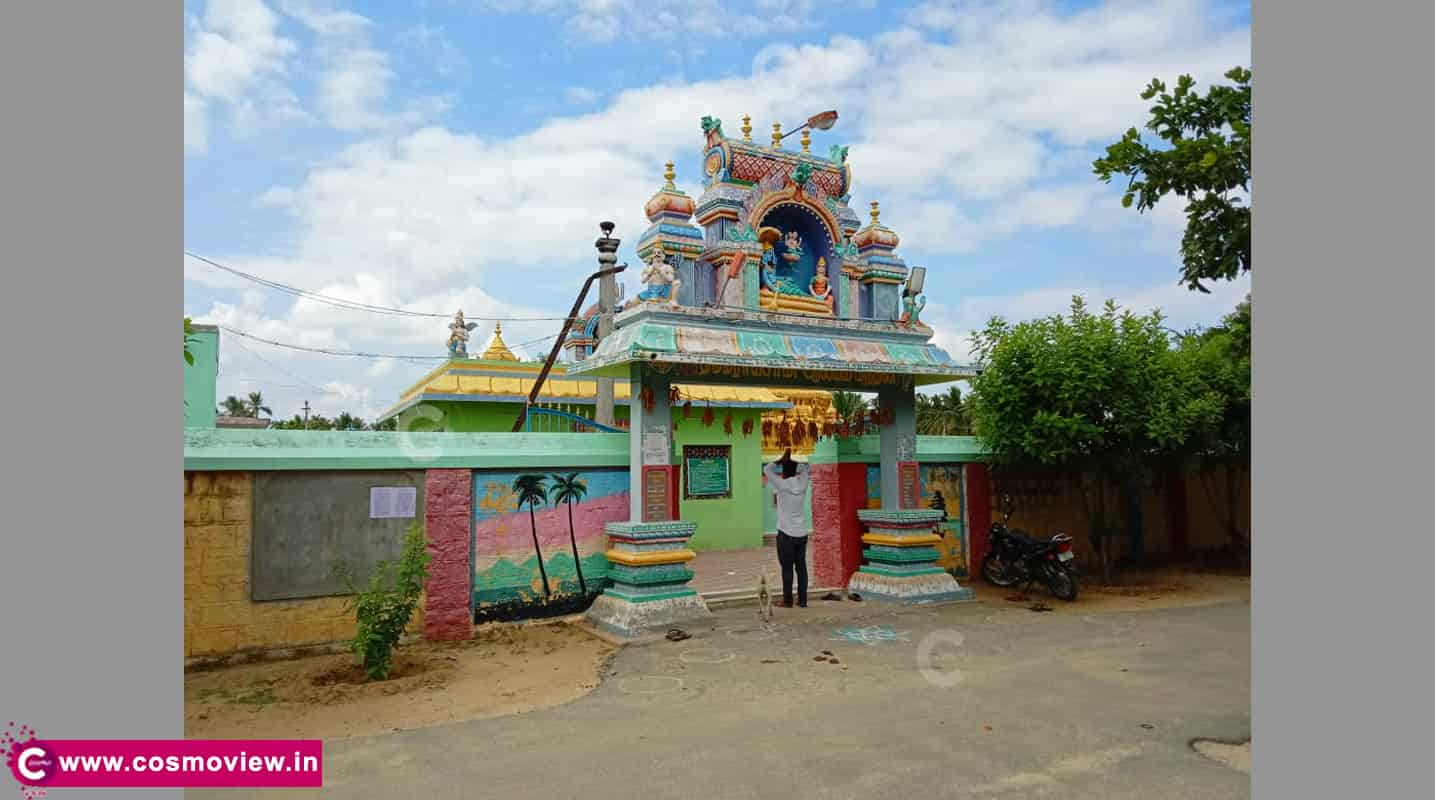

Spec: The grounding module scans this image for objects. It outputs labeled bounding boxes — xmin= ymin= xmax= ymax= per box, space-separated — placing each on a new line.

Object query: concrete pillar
xmin=878 ymin=383 xmax=917 ymax=509
xmin=423 ymin=468 xmax=473 ymax=641
xmin=594 ymin=224 xmax=620 ymax=426
xmin=628 ymin=368 xmax=672 ymax=522
xmin=587 ymin=365 xmax=710 ymax=641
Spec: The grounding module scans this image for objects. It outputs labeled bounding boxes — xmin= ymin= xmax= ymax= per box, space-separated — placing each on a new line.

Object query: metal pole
xmin=511 ymin=260 xmax=627 ymax=433
xmin=594 ymin=221 xmax=620 ymax=426
xmin=301 ymin=400 xmax=310 ymax=430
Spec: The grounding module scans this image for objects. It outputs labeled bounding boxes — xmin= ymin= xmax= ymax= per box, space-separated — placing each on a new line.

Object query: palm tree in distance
xmin=219 ymin=395 xmax=248 ymax=417
xmin=511 ymin=474 xmax=552 ymax=600
xmin=245 ymin=391 xmax=272 ymax=419
xmin=831 ymin=391 xmax=867 ymax=424
xmin=548 ymin=473 xmax=590 ymax=595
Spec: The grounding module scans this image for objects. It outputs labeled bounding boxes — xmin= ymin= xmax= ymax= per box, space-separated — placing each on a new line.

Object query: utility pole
xmin=594 ymin=221 xmax=620 ymax=427
xmin=301 ymin=400 xmax=311 ymax=430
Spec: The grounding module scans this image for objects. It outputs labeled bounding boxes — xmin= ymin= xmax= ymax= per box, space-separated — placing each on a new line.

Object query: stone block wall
xmin=183 ymin=471 xmax=423 ymax=659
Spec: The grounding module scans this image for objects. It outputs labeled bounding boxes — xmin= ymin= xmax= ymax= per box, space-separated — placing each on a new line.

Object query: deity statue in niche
xmin=447 ymin=310 xmax=478 ymax=357
xmin=782 ymin=229 xmax=804 ymax=265
xmin=637 ymin=248 xmax=682 ymax=308
xmin=757 ymin=227 xmax=805 ymax=296
xmin=809 ymin=257 xmax=835 ymax=312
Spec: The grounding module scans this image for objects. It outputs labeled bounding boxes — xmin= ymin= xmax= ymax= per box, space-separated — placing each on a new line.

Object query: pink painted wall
xmin=423 ymin=469 xmax=473 ymax=641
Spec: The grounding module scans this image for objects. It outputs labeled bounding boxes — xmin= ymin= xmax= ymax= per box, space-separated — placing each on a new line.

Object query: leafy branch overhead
xmin=1094 ymin=66 xmax=1251 ymax=293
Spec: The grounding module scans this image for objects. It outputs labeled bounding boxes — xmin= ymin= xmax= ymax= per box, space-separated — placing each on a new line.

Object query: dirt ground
xmin=966 ymin=565 xmax=1250 ymax=613
xmin=184 ymin=622 xmax=613 ymax=741
xmin=185 ymin=567 xmax=1248 ymax=742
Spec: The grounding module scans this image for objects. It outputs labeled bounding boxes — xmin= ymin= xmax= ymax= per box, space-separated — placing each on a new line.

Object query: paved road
xmin=195 ymin=598 xmax=1251 ymax=799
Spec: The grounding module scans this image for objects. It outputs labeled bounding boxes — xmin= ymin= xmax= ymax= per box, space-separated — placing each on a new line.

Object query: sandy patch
xmin=185 ymin=622 xmax=613 ymax=741
xmin=1193 ymin=739 xmax=1251 ymax=773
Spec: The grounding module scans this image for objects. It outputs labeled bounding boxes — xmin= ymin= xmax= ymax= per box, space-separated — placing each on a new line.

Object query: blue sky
xmin=183 ymin=0 xmax=1252 ymax=420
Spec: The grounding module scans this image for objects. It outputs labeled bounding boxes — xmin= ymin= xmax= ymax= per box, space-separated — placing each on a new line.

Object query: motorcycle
xmin=980 ymin=495 xmax=1080 ymax=601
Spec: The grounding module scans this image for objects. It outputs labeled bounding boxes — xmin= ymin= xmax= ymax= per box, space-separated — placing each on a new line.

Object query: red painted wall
xmin=424 ymin=469 xmax=473 ymax=641
xmin=966 ymin=463 xmax=992 ymax=577
xmin=811 ymin=462 xmax=869 ymax=587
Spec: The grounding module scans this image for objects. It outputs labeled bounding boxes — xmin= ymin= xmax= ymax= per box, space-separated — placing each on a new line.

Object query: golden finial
xmin=482 ymin=322 xmax=517 ymax=361
xmin=870 ymin=200 xmax=881 ymax=226
xmin=742 ymin=115 xmax=752 ymax=141
xmin=663 ymin=161 xmax=676 ymax=189
xmin=800 ymin=127 xmax=811 ymax=153
xmin=771 ymin=122 xmax=782 ymax=149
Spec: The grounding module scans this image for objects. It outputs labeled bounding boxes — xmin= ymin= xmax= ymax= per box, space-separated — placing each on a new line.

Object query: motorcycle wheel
xmin=981 ymin=553 xmax=1022 ymax=587
xmin=1047 ymin=567 xmax=1079 ymax=601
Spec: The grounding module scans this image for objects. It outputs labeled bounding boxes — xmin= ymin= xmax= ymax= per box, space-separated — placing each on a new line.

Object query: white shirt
xmin=764 ymin=461 xmax=810 ymax=537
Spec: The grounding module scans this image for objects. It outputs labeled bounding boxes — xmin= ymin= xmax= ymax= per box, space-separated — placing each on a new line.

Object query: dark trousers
xmin=775 ymin=531 xmax=809 ymax=606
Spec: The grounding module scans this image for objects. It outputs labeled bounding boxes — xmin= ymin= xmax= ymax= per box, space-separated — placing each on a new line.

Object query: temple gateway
xmin=562 ymin=113 xmax=980 ymax=637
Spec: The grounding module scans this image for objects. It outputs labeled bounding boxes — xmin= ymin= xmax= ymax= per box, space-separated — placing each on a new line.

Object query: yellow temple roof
xmin=381 ymin=357 xmax=798 ymax=421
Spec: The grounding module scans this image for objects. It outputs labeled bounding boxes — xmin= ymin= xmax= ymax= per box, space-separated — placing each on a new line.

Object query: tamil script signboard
xmin=683 ymin=445 xmax=732 ymax=499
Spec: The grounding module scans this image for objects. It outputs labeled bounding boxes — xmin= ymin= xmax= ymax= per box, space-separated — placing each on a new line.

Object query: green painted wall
xmin=183 ymin=428 xmax=631 ymax=471
xmin=673 ymin=408 xmax=765 ymax=551
xmin=809 ymin=434 xmax=988 ymax=464
xmin=184 ymin=326 xmax=219 ymax=429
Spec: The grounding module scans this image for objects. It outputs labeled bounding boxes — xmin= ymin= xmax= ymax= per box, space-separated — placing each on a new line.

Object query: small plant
xmin=339 ymin=523 xmax=430 ymax=680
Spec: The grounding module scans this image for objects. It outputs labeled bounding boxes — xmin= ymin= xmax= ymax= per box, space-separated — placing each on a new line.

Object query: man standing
xmin=764 ymin=447 xmax=811 ymax=608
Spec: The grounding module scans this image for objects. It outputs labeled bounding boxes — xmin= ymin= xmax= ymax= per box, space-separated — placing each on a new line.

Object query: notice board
xmin=251 ymin=470 xmax=427 ymax=601
xmin=683 ymin=445 xmax=732 ymax=499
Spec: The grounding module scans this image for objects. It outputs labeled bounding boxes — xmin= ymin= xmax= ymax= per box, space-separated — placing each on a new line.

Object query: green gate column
xmin=878 ymin=383 xmax=917 ymax=509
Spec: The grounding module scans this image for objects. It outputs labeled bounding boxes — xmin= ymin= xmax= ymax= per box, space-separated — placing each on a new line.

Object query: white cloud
xmin=476 ymin=0 xmax=868 ymax=44
xmin=185 ymin=0 xmax=296 ymax=102
xmin=184 ymin=92 xmax=209 ymax=154
xmin=282 ymin=1 xmax=452 ymax=132
xmin=565 ymin=86 xmax=602 ymax=105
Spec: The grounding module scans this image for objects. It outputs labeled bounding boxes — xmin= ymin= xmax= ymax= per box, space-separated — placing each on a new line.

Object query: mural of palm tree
xmin=548 ymin=473 xmax=589 ymax=595
xmin=511 ymin=474 xmax=552 ymax=600
xmin=246 ymin=391 xmax=273 ymax=419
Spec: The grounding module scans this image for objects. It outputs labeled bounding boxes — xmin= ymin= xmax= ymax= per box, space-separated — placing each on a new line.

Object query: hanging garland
xmin=702 ymin=404 xmax=716 ymax=428
xmin=723 ymin=411 xmax=734 ymax=435
xmin=742 ymin=418 xmax=754 ymax=437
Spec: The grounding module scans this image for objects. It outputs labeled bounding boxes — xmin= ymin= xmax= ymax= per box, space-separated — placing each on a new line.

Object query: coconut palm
xmin=245 ymin=391 xmax=272 ymax=419
xmin=548 ymin=473 xmax=590 ymax=595
xmin=511 ymin=474 xmax=552 ymax=600
xmin=219 ymin=395 xmax=248 ymax=417
xmin=831 ymin=390 xmax=866 ymax=423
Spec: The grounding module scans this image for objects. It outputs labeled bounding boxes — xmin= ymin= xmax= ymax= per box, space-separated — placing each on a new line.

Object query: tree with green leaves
xmin=548 ymin=473 xmax=590 ymax=595
xmin=511 ymin=474 xmax=552 ymax=600
xmin=830 ymin=391 xmax=868 ymax=424
xmin=1094 ymin=66 xmax=1251 ymax=293
xmin=917 ymin=385 xmax=972 ymax=435
xmin=219 ymin=395 xmax=249 ymax=417
xmin=967 ymin=296 xmax=1223 ymax=581
xmin=245 ymin=391 xmax=272 ymax=419
xmin=184 ymin=318 xmax=197 ymax=366
xmin=1174 ymin=295 xmax=1251 ymax=551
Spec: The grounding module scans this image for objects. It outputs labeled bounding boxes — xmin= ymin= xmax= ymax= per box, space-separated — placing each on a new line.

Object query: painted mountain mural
xmin=471 ymin=468 xmax=630 ymax=621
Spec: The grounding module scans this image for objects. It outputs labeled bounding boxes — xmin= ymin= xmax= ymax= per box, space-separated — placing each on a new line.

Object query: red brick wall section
xmin=966 ymin=464 xmax=992 ymax=575
xmin=424 ymin=469 xmax=473 ymax=641
xmin=810 ymin=463 xmax=869 ymax=587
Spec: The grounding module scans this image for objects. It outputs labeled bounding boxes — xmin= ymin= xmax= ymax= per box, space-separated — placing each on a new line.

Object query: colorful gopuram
xmin=567 ymin=112 xmax=975 ymax=638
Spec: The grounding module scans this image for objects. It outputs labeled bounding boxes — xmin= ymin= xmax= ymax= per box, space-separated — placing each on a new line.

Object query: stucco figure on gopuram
xmin=624 ymin=112 xmax=928 ymax=330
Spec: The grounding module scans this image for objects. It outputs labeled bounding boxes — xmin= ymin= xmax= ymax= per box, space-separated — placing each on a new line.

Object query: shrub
xmin=340 ymin=523 xmax=430 ymax=680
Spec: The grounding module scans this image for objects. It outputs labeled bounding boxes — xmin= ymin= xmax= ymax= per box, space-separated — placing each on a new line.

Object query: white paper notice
xmin=369 ymin=487 xmax=417 ymax=519
xmin=642 ymin=434 xmax=669 ymax=466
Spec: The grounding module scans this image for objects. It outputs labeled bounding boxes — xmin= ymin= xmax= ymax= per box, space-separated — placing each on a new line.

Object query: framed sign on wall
xmin=683 ymin=445 xmax=732 ymax=500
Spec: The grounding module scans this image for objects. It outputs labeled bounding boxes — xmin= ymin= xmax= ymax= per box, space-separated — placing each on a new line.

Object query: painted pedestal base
xmin=584 ymin=520 xmax=712 ymax=639
xmin=849 ymin=509 xmax=974 ymax=605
